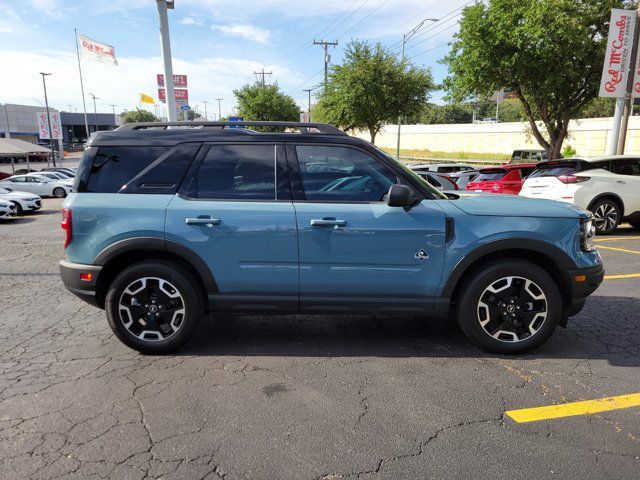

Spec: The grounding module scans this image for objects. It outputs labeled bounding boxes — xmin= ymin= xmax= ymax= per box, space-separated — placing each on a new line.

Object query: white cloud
xmin=180 ymin=16 xmax=204 ymax=27
xmin=212 ymin=24 xmax=271 ymax=44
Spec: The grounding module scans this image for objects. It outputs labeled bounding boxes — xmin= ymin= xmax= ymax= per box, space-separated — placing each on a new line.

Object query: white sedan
xmin=26 ymin=171 xmax=74 ymax=186
xmin=0 ymin=199 xmax=17 ymax=220
xmin=0 ymin=175 xmax=74 ymax=198
xmin=0 ymin=187 xmax=42 ymax=214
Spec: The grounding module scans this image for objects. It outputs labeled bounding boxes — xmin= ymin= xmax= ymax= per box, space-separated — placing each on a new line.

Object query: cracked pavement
xmin=0 ymin=198 xmax=639 ymax=479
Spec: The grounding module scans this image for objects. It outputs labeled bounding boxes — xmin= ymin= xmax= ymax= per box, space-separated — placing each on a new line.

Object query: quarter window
xmin=196 ymin=144 xmax=276 ymax=200
xmin=295 ymin=145 xmax=397 ymax=202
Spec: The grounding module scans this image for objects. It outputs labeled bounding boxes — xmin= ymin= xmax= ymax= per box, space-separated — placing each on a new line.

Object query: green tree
xmin=577 ymin=97 xmax=616 ymax=118
xmin=443 ymin=0 xmax=622 ymax=159
xmin=233 ymin=82 xmax=300 ymax=123
xmin=120 ymin=108 xmax=159 ymax=123
xmin=314 ymin=40 xmax=434 ymax=143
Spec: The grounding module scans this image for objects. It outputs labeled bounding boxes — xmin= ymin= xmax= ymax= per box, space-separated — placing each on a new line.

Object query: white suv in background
xmin=520 ymin=156 xmax=640 ymax=234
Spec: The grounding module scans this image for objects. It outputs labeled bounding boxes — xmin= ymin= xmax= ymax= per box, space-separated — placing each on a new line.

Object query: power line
xmin=404 ymin=20 xmax=461 ymax=54
xmin=336 ymin=0 xmax=392 ymax=40
xmin=253 ymin=68 xmax=273 ymax=86
xmin=313 ymin=39 xmax=339 ymax=93
xmin=409 ymin=39 xmax=453 ymax=60
xmin=287 ymin=68 xmax=324 ymax=95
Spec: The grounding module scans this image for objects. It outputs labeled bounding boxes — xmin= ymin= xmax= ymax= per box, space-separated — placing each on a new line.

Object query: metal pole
xmin=610 ymin=97 xmax=625 ymax=155
xmin=74 ymin=28 xmax=90 ymax=141
xmin=203 ymin=101 xmax=208 ymax=120
xmin=156 ymin=0 xmax=177 ymax=122
xmin=303 ymin=88 xmax=313 ymax=115
xmin=617 ymin=4 xmax=640 ymax=154
xmin=40 ymin=72 xmax=56 ymax=167
xmin=216 ymin=98 xmax=223 ymax=119
xmin=110 ymin=104 xmax=117 ymax=128
xmin=3 ymin=104 xmax=11 ymax=139
xmin=89 ymin=93 xmax=99 ymax=132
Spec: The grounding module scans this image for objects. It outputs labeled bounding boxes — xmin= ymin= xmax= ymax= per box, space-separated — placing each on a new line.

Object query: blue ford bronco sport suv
xmin=59 ymin=121 xmax=604 ymax=354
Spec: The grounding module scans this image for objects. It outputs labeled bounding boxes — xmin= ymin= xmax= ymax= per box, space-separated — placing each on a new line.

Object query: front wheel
xmin=12 ymin=202 xmax=23 ymax=215
xmin=105 ymin=261 xmax=203 ymax=354
xmin=456 ymin=259 xmax=562 ymax=354
xmin=53 ymin=187 xmax=67 ymax=198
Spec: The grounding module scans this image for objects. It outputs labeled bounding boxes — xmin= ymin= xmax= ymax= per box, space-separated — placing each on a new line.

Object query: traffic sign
xmin=180 ymin=105 xmax=191 ymax=110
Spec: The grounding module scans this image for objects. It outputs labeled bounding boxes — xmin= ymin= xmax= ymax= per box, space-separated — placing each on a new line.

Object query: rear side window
xmin=85 ymin=146 xmax=168 ymax=193
xmin=611 ymin=158 xmax=640 ymax=176
xmin=475 ymin=170 xmax=507 ymax=181
xmin=196 ymin=144 xmax=276 ymax=200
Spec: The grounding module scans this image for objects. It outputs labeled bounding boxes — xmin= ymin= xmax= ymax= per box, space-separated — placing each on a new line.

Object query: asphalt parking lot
xmin=0 ymin=199 xmax=639 ymax=480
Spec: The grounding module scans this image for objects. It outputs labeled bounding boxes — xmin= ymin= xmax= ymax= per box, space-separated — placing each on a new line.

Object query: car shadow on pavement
xmin=178 ymin=295 xmax=640 ymax=367
xmin=2 ymin=217 xmax=36 ymax=224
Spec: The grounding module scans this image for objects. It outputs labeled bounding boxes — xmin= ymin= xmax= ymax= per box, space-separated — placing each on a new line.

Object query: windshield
xmin=376 ymin=149 xmax=447 ymax=199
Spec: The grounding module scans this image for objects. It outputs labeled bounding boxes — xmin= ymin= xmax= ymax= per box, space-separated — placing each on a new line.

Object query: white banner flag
xmin=598 ymin=9 xmax=636 ymax=98
xmin=78 ymin=33 xmax=118 ymax=66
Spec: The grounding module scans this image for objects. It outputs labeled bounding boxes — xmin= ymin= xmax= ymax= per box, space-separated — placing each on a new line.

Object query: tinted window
xmin=529 ymin=162 xmax=581 ymax=178
xmin=296 ymin=145 xmax=397 ymax=202
xmin=474 ymin=170 xmax=507 ymax=181
xmin=10 ymin=177 xmax=26 ymax=183
xmin=197 ymin=144 xmax=275 ymax=200
xmin=611 ymin=158 xmax=640 ymax=176
xmin=519 ymin=167 xmax=534 ymax=177
xmin=420 ymin=173 xmax=441 ymax=187
xmin=86 ymin=146 xmax=168 ymax=193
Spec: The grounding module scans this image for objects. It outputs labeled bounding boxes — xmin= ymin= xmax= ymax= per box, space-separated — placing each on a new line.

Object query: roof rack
xmin=115 ymin=121 xmax=346 ymax=135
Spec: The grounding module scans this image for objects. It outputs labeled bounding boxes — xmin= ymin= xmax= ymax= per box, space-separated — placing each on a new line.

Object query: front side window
xmin=196 ymin=144 xmax=276 ymax=200
xmin=295 ymin=145 xmax=396 ymax=202
xmin=611 ymin=159 xmax=640 ymax=176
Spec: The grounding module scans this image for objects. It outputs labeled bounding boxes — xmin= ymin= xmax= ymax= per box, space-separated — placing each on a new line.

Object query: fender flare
xmin=587 ymin=193 xmax=625 ymax=217
xmin=440 ymin=238 xmax=576 ymax=298
xmin=93 ymin=236 xmax=218 ymax=293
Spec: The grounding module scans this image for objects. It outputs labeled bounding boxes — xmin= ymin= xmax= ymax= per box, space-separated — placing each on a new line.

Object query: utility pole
xmin=3 ymin=104 xmax=11 ymax=139
xmin=109 ymin=104 xmax=117 ymax=127
xmin=253 ymin=68 xmax=273 ymax=87
xmin=203 ymin=100 xmax=208 ymax=120
xmin=156 ymin=0 xmax=177 ymax=122
xmin=40 ymin=72 xmax=56 ymax=167
xmin=303 ymin=88 xmax=314 ymax=117
xmin=215 ymin=98 xmax=223 ymax=119
xmin=396 ymin=18 xmax=438 ymax=160
xmin=89 ymin=93 xmax=99 ymax=133
xmin=313 ymin=39 xmax=338 ymax=93
xmin=617 ymin=3 xmax=640 ymax=154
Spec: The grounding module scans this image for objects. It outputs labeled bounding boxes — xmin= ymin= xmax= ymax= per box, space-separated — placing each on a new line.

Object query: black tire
xmin=456 ymin=259 xmax=562 ymax=354
xmin=589 ymin=198 xmax=621 ymax=235
xmin=105 ymin=261 xmax=203 ymax=354
xmin=11 ymin=202 xmax=23 ymax=215
xmin=53 ymin=187 xmax=67 ymax=198
xmin=629 ymin=219 xmax=640 ymax=231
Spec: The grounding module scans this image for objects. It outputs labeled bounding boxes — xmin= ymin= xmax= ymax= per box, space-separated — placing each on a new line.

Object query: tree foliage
xmin=314 ymin=40 xmax=434 ymax=143
xmin=413 ymin=98 xmax=525 ymax=124
xmin=120 ymin=108 xmax=159 ymax=123
xmin=233 ymin=82 xmax=300 ymax=123
xmin=443 ymin=0 xmax=623 ymax=159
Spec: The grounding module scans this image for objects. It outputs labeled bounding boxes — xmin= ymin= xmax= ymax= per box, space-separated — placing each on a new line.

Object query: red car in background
xmin=465 ymin=163 xmax=536 ymax=194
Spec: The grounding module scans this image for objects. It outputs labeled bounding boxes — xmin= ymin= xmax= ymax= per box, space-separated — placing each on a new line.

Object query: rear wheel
xmin=53 ymin=187 xmax=67 ymax=198
xmin=105 ymin=261 xmax=203 ymax=354
xmin=590 ymin=198 xmax=621 ymax=235
xmin=456 ymin=259 xmax=562 ymax=354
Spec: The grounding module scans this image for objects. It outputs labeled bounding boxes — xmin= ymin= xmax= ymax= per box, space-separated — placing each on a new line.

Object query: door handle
xmin=310 ymin=218 xmax=347 ymax=227
xmin=617 ymin=180 xmax=626 ymax=184
xmin=185 ymin=217 xmax=221 ymax=227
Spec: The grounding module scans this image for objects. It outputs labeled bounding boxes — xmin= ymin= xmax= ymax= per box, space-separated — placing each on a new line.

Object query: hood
xmin=449 ymin=192 xmax=587 ymax=219
xmin=0 ymin=190 xmax=39 ymax=199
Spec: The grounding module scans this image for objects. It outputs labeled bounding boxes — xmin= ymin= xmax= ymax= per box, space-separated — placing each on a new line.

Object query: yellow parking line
xmin=595 ymin=236 xmax=640 ymax=242
xmin=506 ymin=393 xmax=640 ymax=423
xmin=597 ymin=245 xmax=640 ymax=255
xmin=604 ymin=273 xmax=640 ymax=280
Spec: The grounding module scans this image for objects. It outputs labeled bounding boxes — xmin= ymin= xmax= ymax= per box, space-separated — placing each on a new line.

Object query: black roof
xmin=88 ymin=121 xmax=364 ymax=147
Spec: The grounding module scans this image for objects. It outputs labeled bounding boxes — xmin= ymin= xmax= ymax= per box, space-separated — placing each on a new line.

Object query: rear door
xmin=165 ymin=143 xmax=299 ymax=310
xmin=288 ymin=143 xmax=446 ymax=312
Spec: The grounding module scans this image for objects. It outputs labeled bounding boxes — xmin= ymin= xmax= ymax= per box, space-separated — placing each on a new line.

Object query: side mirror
xmin=387 ymin=184 xmax=415 ymax=208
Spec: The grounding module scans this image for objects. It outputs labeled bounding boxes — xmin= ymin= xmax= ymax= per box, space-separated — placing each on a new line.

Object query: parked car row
xmin=0 ymin=168 xmax=76 ymax=218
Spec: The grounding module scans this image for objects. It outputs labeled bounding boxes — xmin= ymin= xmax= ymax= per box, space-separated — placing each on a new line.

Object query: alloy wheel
xmin=477 ymin=276 xmax=548 ymax=343
xmin=118 ymin=277 xmax=186 ymax=342
xmin=593 ymin=203 xmax=618 ymax=233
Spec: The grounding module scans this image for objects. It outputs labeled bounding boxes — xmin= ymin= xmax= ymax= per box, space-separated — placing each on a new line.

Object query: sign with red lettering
xmin=36 ymin=112 xmax=63 ymax=140
xmin=599 ymin=9 xmax=636 ymax=98
xmin=158 ymin=88 xmax=189 ymax=102
xmin=157 ymin=74 xmax=188 ymax=88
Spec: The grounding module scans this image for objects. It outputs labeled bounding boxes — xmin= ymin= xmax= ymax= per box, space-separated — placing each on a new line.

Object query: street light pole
xmin=203 ymin=100 xmax=208 ymax=120
xmin=216 ymin=98 xmax=223 ymax=119
xmin=89 ymin=93 xmax=99 ymax=133
xmin=156 ymin=0 xmax=177 ymax=122
xmin=396 ymin=18 xmax=438 ymax=160
xmin=40 ymin=72 xmax=56 ymax=167
xmin=110 ymin=104 xmax=117 ymax=128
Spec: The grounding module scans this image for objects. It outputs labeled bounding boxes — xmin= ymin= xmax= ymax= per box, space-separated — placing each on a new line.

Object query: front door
xmin=288 ymin=144 xmax=447 ymax=312
xmin=165 ymin=143 xmax=298 ymax=311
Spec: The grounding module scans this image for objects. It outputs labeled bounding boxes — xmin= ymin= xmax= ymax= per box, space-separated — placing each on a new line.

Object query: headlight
xmin=580 ymin=216 xmax=596 ymax=252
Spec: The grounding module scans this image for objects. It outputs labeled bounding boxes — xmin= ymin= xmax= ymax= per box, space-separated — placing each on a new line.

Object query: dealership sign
xmin=157 ymin=74 xmax=188 ymax=88
xmin=36 ymin=112 xmax=63 ymax=140
xmin=158 ymin=88 xmax=189 ymax=102
xmin=599 ymin=9 xmax=636 ymax=97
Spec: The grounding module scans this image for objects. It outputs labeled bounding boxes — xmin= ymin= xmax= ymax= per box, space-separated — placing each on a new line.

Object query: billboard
xmin=599 ymin=9 xmax=636 ymax=98
xmin=36 ymin=111 xmax=63 ymax=140
xmin=157 ymin=74 xmax=188 ymax=88
xmin=157 ymin=88 xmax=189 ymax=103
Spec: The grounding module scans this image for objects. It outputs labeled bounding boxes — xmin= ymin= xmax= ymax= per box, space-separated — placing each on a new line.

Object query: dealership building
xmin=1 ymin=103 xmax=121 ymax=144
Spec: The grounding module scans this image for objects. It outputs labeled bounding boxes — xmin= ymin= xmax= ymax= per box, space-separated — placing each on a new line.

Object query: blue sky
xmin=0 ymin=0 xmax=470 ymax=117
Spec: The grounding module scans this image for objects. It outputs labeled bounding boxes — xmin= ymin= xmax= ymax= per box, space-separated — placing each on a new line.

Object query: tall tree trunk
xmin=369 ymin=125 xmax=377 ymax=144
